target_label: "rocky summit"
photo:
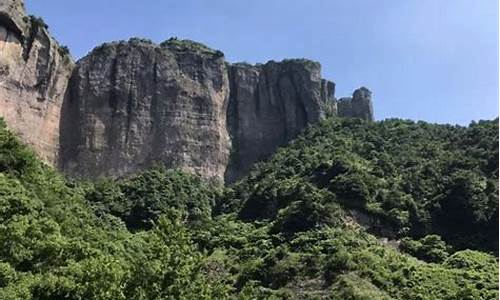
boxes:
[0,1,374,182]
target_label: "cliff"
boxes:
[225,60,336,181]
[337,87,374,121]
[0,0,74,164]
[0,2,374,182]
[59,39,231,180]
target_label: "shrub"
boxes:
[400,235,450,262]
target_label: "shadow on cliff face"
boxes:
[0,12,24,44]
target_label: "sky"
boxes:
[25,0,498,125]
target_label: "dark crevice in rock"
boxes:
[22,20,38,61]
[107,55,120,155]
[0,12,23,43]
[276,74,290,143]
[108,56,119,111]
[149,76,162,166]
[33,32,57,101]
[58,69,80,170]
[152,60,158,84]
[225,66,240,182]
[290,72,308,133]
[125,84,133,146]
[46,56,58,100]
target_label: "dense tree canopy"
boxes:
[232,118,499,252]
[0,117,497,299]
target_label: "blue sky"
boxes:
[26,0,498,124]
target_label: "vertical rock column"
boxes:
[337,87,374,121]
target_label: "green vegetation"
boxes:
[162,37,225,57]
[232,118,498,252]
[400,235,450,263]
[0,117,497,299]
[29,15,49,30]
[0,119,225,300]
[281,58,321,72]
[57,45,70,57]
[128,37,154,45]
[86,168,222,231]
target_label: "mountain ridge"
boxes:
[0,2,374,182]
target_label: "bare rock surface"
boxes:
[0,0,74,164]
[59,38,231,181]
[60,41,345,182]
[0,1,375,182]
[225,60,336,182]
[337,87,374,121]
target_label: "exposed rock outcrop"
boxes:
[0,1,375,183]
[337,87,374,121]
[225,60,336,182]
[59,39,231,180]
[59,39,344,182]
[0,0,74,164]
[0,0,27,38]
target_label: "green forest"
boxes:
[0,117,497,299]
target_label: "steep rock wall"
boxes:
[59,39,231,180]
[0,1,374,182]
[337,87,374,121]
[225,60,336,182]
[58,39,373,182]
[59,39,342,182]
[0,0,74,164]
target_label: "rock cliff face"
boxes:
[225,60,336,181]
[0,1,375,182]
[337,87,374,121]
[59,39,346,182]
[59,39,231,180]
[59,39,335,181]
[0,0,74,164]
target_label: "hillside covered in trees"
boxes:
[0,117,498,299]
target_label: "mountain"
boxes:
[0,2,497,299]
[0,1,373,183]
